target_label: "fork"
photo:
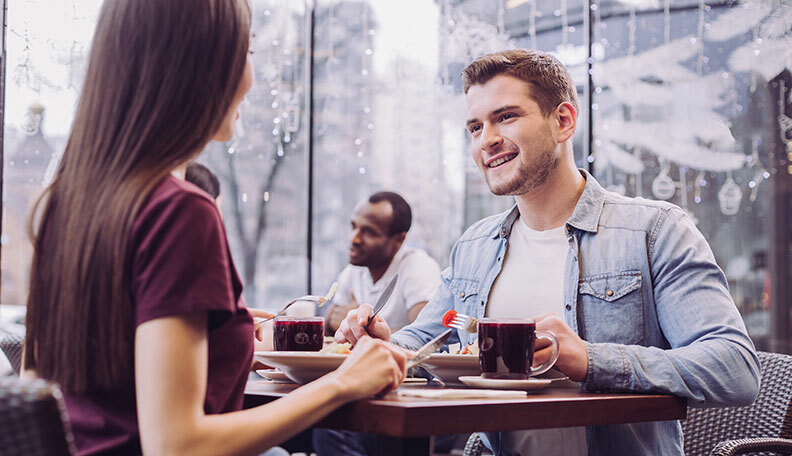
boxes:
[442,310,477,334]
[256,282,338,323]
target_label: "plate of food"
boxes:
[419,342,481,384]
[253,342,352,384]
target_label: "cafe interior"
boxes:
[1,0,791,455]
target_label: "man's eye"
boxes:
[500,113,515,121]
[469,125,482,134]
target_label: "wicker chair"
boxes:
[0,377,76,455]
[463,351,792,456]
[0,330,24,375]
[682,351,792,455]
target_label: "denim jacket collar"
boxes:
[493,169,605,239]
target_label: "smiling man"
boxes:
[335,49,760,456]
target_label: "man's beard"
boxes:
[485,142,559,196]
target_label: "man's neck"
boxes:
[514,159,585,231]
[368,263,390,284]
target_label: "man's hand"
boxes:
[533,313,588,382]
[335,303,392,346]
[325,292,359,333]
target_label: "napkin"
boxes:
[397,388,527,399]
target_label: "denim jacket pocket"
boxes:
[448,278,480,312]
[578,271,644,345]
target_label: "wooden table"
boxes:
[244,380,687,455]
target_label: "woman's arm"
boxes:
[135,312,407,456]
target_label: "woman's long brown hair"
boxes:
[24,0,251,393]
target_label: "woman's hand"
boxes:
[249,309,275,370]
[329,336,408,401]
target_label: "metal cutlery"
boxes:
[442,310,477,334]
[363,273,399,332]
[406,328,454,369]
[256,281,338,323]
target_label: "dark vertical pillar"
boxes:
[583,0,594,174]
[769,70,792,355]
[305,1,316,294]
[0,0,7,293]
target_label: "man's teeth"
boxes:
[488,154,517,168]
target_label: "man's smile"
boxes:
[485,151,519,168]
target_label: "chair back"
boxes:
[0,330,24,375]
[682,351,792,456]
[0,377,76,456]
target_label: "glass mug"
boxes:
[478,318,560,380]
[273,316,324,351]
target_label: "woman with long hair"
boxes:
[22,1,407,454]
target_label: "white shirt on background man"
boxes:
[335,245,441,331]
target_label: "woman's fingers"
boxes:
[248,308,276,319]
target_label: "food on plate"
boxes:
[441,310,458,328]
[444,342,479,356]
[319,341,352,354]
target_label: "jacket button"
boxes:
[460,292,465,299]
[606,290,614,296]
[566,226,571,232]
[565,304,572,311]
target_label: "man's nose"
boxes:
[482,124,503,151]
[350,229,362,245]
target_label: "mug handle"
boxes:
[530,330,560,376]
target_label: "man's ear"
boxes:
[555,101,577,144]
[391,232,407,251]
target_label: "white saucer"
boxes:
[458,375,556,391]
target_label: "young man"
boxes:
[335,49,760,455]
[324,191,441,334]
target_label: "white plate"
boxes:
[254,351,346,384]
[255,368,293,383]
[420,354,480,384]
[458,375,556,391]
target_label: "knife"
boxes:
[364,273,399,332]
[406,328,453,369]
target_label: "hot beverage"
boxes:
[478,318,559,379]
[273,316,324,351]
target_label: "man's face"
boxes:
[465,75,560,196]
[348,201,401,268]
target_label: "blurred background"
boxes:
[2,0,790,355]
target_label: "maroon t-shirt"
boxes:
[62,176,254,455]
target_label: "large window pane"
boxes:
[202,0,309,310]
[591,0,787,350]
[2,1,100,306]
[1,0,308,313]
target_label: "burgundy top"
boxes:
[62,176,253,455]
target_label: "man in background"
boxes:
[324,191,441,334]
[185,162,222,209]
[315,191,444,456]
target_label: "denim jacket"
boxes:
[391,170,760,455]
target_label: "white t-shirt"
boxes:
[486,218,567,319]
[335,246,441,331]
[486,216,587,456]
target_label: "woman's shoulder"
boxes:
[132,175,222,238]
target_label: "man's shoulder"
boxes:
[336,263,366,285]
[598,190,682,232]
[396,246,441,271]
[457,208,513,243]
